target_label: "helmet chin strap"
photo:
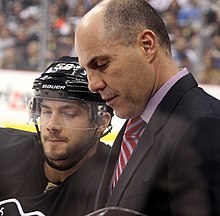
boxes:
[33,121,60,170]
[100,124,113,138]
[33,120,99,172]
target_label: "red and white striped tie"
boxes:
[112,116,145,188]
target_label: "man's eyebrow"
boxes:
[41,103,80,110]
[87,56,99,68]
[41,103,51,109]
[87,55,109,68]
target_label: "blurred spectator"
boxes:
[0,47,17,69]
[0,27,15,64]
[167,0,180,15]
[14,27,31,70]
[162,11,179,44]
[177,0,202,31]
[6,2,24,33]
[20,8,41,41]
[24,41,40,71]
[172,36,199,72]
[201,34,220,84]
[211,34,220,70]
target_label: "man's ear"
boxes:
[97,112,112,133]
[138,29,157,62]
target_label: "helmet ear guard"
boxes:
[27,97,40,124]
[97,111,113,138]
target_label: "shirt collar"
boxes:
[141,68,189,123]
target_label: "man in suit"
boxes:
[75,0,220,215]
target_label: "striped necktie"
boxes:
[112,116,145,188]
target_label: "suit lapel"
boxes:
[97,73,198,207]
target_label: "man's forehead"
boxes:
[75,7,105,58]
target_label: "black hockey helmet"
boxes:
[28,56,113,134]
[33,55,111,104]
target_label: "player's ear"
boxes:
[97,112,112,133]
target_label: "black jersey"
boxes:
[0,128,46,199]
[0,128,111,216]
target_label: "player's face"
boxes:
[40,99,98,170]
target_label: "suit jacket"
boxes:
[95,73,220,216]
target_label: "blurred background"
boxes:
[0,0,220,144]
[0,0,220,83]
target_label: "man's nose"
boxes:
[46,114,62,132]
[87,70,105,93]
